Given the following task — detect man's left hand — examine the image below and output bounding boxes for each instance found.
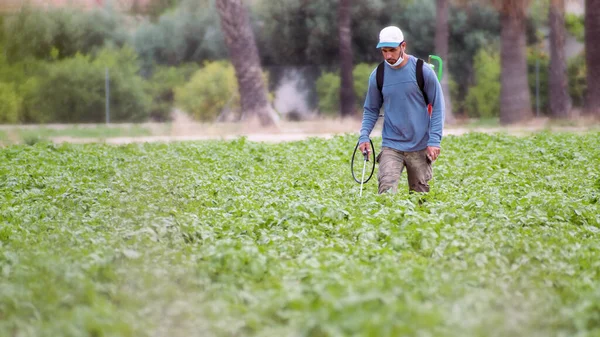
[426,146,440,162]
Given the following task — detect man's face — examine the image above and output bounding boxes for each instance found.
[381,43,405,64]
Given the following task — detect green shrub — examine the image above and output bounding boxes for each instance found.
[353,63,377,105]
[19,77,44,123]
[464,48,500,118]
[3,6,128,62]
[565,13,584,43]
[315,71,340,116]
[0,82,21,123]
[174,61,240,122]
[145,64,199,121]
[92,47,152,122]
[0,42,47,123]
[174,61,273,122]
[26,46,150,123]
[28,54,106,123]
[315,63,381,116]
[0,40,46,86]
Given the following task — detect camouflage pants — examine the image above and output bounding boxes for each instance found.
[376,147,433,194]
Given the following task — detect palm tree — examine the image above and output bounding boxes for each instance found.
[435,0,455,124]
[492,0,534,124]
[549,0,571,118]
[338,0,355,118]
[215,0,277,126]
[586,0,600,116]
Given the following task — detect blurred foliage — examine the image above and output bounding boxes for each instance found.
[568,52,587,108]
[253,0,506,115]
[253,0,416,66]
[353,63,378,105]
[463,42,554,119]
[174,61,240,122]
[174,61,273,122]
[254,0,345,65]
[565,13,584,43]
[447,4,500,107]
[0,82,21,123]
[0,0,584,124]
[527,47,550,114]
[0,41,47,123]
[3,6,128,62]
[144,64,199,121]
[447,74,461,113]
[315,63,378,116]
[130,0,181,20]
[25,46,150,123]
[315,72,340,116]
[0,45,45,88]
[133,0,225,75]
[463,48,500,118]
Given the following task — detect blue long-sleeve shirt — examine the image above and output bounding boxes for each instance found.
[359,55,445,152]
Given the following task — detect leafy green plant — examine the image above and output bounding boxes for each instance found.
[0,132,599,337]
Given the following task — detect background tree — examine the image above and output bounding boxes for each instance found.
[215,0,276,126]
[549,0,571,118]
[585,0,600,116]
[435,0,455,124]
[338,0,355,117]
[492,0,534,124]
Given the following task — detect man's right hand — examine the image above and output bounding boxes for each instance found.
[359,141,371,161]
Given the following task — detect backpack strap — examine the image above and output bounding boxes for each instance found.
[377,58,432,116]
[376,61,385,101]
[416,58,433,116]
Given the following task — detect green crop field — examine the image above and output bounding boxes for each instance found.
[1,132,599,337]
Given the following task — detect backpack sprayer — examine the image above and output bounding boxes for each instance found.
[351,55,443,196]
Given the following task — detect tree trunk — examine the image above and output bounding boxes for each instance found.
[338,0,355,117]
[585,0,600,117]
[549,0,571,118]
[215,0,276,126]
[435,0,455,124]
[499,4,533,124]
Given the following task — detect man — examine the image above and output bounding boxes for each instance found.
[358,26,445,194]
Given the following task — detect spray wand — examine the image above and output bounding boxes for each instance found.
[351,139,375,196]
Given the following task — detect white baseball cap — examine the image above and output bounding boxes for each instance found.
[377,26,404,48]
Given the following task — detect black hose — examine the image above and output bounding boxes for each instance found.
[351,139,376,184]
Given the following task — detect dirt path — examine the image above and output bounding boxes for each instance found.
[3,116,598,146]
[49,125,596,145]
